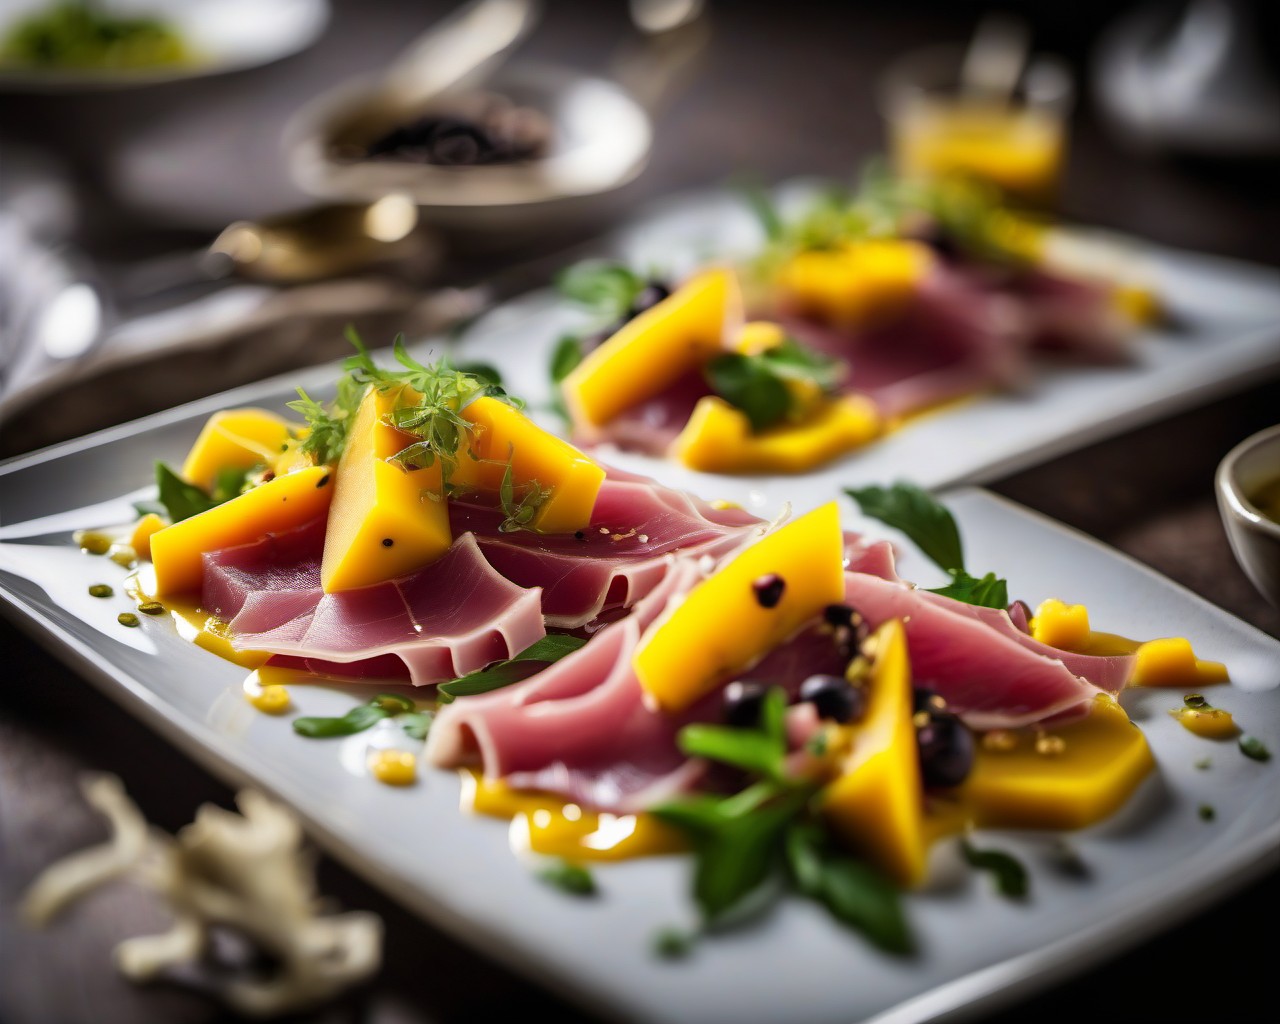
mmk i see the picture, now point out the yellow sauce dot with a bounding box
[1170,706,1239,740]
[247,684,291,715]
[369,750,417,786]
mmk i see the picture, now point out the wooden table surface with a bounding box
[3,3,1280,1023]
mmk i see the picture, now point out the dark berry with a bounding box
[799,674,865,724]
[628,281,671,317]
[916,713,975,788]
[722,680,767,728]
[752,573,786,609]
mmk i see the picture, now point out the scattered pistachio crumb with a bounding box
[88,584,114,599]
[982,730,1018,753]
[117,613,140,628]
[137,601,165,616]
[1198,804,1216,822]
[1239,735,1272,762]
[653,927,695,959]
[1194,757,1212,770]
[76,531,112,555]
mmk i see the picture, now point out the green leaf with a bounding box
[961,839,1029,899]
[759,337,843,392]
[678,725,786,779]
[154,462,219,523]
[453,362,503,386]
[928,570,1009,610]
[557,261,645,320]
[550,334,585,383]
[785,822,914,954]
[292,704,389,738]
[436,634,588,702]
[400,711,434,741]
[536,860,597,896]
[705,353,792,432]
[845,482,965,576]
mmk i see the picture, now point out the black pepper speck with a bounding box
[751,574,785,609]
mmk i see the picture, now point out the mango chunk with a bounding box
[959,694,1154,830]
[1131,637,1228,688]
[671,394,881,474]
[129,513,166,561]
[776,240,931,330]
[450,396,605,534]
[181,409,296,491]
[561,267,742,436]
[634,502,845,713]
[1029,598,1091,650]
[151,466,334,596]
[321,386,451,593]
[822,620,928,888]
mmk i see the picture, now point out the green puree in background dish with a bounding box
[1,1,188,70]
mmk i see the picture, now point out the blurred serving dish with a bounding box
[0,0,329,91]
[285,61,652,232]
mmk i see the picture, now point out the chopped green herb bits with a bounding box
[536,860,597,896]
[1239,735,1272,762]
[961,839,1029,899]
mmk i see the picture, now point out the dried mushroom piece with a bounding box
[22,775,382,1017]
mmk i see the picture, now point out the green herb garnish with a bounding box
[536,859,597,896]
[436,633,588,703]
[655,688,912,952]
[704,337,842,432]
[1239,735,1272,762]
[846,482,1009,609]
[399,711,435,741]
[287,380,361,466]
[786,822,914,954]
[547,334,585,422]
[293,703,390,739]
[557,261,647,323]
[961,838,1029,899]
[652,927,696,959]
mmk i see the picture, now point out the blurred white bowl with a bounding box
[284,61,652,233]
[0,0,329,92]
[1216,423,1280,608]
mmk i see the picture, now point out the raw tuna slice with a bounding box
[214,532,545,687]
[427,558,849,812]
[842,573,1114,729]
[448,475,762,628]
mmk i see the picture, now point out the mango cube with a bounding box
[671,394,880,474]
[1030,598,1092,650]
[151,466,334,596]
[450,396,604,534]
[181,409,296,491]
[777,240,930,329]
[633,502,846,713]
[1131,637,1228,687]
[561,267,741,437]
[961,695,1155,830]
[822,620,928,888]
[321,386,452,593]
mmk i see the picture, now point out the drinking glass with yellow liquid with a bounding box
[879,44,1074,207]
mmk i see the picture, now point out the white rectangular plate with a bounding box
[3,419,1279,1024]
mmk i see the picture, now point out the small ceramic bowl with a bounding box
[284,62,652,236]
[1216,423,1280,607]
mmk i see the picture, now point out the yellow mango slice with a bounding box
[321,386,451,593]
[129,513,166,561]
[561,267,742,437]
[1131,637,1228,688]
[1029,598,1091,650]
[181,409,296,491]
[151,466,334,597]
[634,502,845,713]
[822,620,927,888]
[1170,705,1238,740]
[671,394,881,474]
[776,240,931,330]
[959,694,1154,830]
[450,396,605,534]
